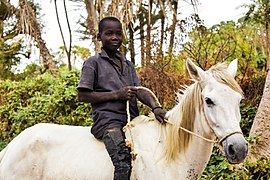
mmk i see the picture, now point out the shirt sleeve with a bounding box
[77,59,96,91]
[130,62,141,86]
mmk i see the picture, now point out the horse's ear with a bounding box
[186,59,206,81]
[227,59,238,78]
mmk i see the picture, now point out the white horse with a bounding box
[0,59,248,180]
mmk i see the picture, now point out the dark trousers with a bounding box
[102,127,132,180]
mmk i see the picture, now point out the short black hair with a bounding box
[98,16,122,33]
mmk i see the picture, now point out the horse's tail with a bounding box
[0,147,7,164]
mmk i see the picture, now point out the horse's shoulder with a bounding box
[132,114,155,124]
[126,114,160,142]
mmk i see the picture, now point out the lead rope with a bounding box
[123,100,137,160]
[178,126,218,143]
[123,86,241,160]
[123,86,162,160]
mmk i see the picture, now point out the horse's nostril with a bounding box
[228,144,235,156]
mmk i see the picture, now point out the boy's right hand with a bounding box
[117,86,138,100]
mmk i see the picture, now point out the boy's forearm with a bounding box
[77,91,118,104]
[136,89,161,110]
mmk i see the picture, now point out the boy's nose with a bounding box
[112,35,118,40]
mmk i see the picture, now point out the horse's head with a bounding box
[186,59,248,164]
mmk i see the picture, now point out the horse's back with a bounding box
[0,116,165,180]
[0,123,113,180]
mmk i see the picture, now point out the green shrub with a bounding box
[240,104,257,137]
[0,139,7,151]
[0,69,93,143]
[200,147,270,180]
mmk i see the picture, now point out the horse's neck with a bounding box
[176,110,216,175]
[178,84,216,170]
[164,105,216,177]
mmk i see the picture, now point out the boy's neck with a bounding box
[103,48,117,59]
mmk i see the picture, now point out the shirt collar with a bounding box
[99,48,126,62]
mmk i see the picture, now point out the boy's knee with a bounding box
[103,127,132,179]
[103,128,125,146]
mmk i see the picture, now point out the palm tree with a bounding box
[82,0,199,67]
[54,0,73,71]
[2,0,58,73]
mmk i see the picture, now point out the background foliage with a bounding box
[0,67,92,144]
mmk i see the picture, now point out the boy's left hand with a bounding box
[152,107,167,124]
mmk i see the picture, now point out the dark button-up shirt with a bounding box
[77,49,140,139]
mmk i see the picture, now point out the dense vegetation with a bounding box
[0,68,92,145]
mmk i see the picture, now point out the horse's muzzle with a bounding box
[222,133,248,164]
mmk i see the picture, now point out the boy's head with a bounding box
[97,17,123,53]
[98,17,122,34]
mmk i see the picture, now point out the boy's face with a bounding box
[98,21,123,53]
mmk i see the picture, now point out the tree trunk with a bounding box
[266,21,270,71]
[159,12,165,63]
[63,0,72,71]
[248,70,270,162]
[168,0,178,61]
[128,22,135,64]
[84,0,101,52]
[145,0,152,66]
[2,0,58,73]
[138,2,145,67]
[54,0,72,71]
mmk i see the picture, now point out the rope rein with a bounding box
[134,86,218,143]
[123,100,137,160]
[123,86,242,159]
[179,126,218,143]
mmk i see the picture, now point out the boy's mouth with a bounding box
[112,43,120,47]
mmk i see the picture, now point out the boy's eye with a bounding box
[117,32,122,36]
[104,31,122,37]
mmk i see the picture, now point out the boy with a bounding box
[77,16,166,180]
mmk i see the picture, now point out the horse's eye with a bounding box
[205,97,214,106]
